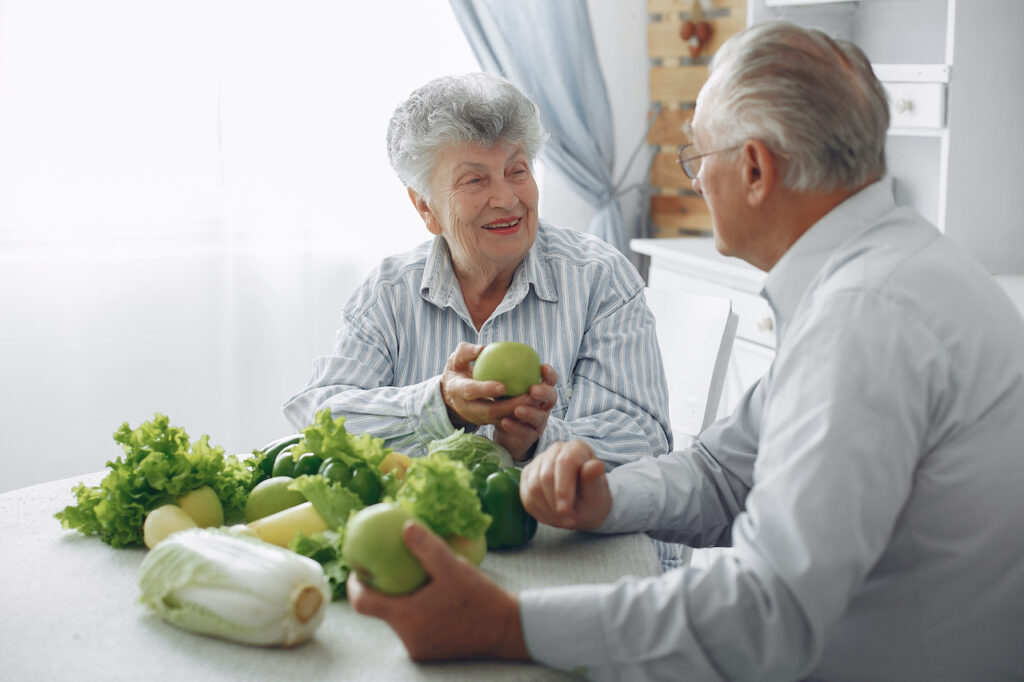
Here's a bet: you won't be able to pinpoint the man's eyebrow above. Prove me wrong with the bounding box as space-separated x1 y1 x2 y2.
681 119 694 139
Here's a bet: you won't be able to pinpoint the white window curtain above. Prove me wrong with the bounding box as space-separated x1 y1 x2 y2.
0 1 478 492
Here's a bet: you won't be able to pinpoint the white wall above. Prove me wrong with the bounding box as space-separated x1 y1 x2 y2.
0 1 650 494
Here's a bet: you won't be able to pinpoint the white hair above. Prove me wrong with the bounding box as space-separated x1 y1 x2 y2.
699 21 890 191
386 72 545 200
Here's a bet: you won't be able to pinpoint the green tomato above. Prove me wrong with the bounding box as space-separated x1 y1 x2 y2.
292 452 323 477
271 449 296 478
472 342 542 397
349 464 382 506
319 457 352 485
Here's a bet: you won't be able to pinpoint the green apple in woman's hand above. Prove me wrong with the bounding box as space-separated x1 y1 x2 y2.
472 342 542 397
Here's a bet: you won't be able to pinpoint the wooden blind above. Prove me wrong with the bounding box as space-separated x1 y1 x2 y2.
647 0 747 238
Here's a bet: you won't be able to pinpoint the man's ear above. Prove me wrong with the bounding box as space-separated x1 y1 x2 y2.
408 187 442 235
740 139 778 207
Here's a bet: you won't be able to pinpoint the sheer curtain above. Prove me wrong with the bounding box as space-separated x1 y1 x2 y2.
0 1 477 492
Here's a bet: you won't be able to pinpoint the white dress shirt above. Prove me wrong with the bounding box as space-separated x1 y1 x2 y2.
520 180 1024 681
283 223 672 465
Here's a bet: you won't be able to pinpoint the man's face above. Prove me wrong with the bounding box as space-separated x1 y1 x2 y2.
421 140 539 280
690 108 750 262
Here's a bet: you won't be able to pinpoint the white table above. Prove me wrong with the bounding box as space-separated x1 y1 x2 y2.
0 472 661 681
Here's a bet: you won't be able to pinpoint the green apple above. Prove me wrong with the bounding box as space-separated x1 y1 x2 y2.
244 476 307 522
472 341 542 397
342 503 429 595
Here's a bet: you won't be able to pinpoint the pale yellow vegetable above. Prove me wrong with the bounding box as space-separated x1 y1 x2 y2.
143 504 198 549
176 485 224 527
248 502 328 548
379 452 413 481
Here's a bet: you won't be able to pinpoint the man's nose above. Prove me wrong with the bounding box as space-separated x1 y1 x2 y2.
691 175 703 197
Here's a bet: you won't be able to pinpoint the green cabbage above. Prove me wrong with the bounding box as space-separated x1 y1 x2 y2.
426 429 514 471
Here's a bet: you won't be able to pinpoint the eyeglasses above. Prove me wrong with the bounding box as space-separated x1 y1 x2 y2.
676 143 741 180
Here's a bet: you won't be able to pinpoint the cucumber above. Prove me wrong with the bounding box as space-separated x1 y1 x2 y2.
257 434 303 477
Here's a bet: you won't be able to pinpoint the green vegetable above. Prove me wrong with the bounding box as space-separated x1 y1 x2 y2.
285 475 365 600
138 528 330 647
55 414 250 548
480 468 537 550
349 464 382 505
427 429 514 471
471 460 501 494
287 475 364 529
272 449 297 477
290 530 348 600
256 434 302 477
292 452 323 477
319 457 352 484
396 454 491 541
293 409 392 471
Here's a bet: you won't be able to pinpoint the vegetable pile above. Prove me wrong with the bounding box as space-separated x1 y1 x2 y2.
55 414 250 548
56 410 538 646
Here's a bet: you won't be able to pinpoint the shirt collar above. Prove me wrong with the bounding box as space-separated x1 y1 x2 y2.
419 223 559 310
762 177 897 337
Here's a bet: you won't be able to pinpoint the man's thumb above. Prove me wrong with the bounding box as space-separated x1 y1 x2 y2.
403 521 451 573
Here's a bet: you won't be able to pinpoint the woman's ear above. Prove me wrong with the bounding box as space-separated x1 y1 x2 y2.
408 187 442 235
740 139 778 207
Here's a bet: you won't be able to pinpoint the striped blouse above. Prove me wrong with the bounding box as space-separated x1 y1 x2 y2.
282 222 672 467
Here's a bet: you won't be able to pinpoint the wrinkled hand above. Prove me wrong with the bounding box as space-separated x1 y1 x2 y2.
347 521 530 662
520 440 612 531
440 343 558 461
493 364 558 462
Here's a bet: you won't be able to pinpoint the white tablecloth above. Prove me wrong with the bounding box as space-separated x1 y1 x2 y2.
0 471 660 681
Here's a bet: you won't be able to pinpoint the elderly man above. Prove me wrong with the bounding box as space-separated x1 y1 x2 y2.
283 72 672 465
347 22 1024 681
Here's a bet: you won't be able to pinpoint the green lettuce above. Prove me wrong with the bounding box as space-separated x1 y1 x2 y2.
287 475 364 528
396 454 491 540
285 474 364 601
289 529 348 601
294 409 392 468
427 429 514 471
54 414 250 547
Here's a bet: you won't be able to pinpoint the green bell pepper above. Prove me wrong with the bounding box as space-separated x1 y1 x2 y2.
479 468 537 550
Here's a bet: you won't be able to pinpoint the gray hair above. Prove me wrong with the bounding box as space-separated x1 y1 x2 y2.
386 72 545 200
699 21 889 192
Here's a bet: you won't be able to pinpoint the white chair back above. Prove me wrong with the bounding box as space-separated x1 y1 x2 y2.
644 288 738 447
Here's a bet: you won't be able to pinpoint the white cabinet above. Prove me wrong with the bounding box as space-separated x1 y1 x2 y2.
631 237 773 418
746 0 1024 276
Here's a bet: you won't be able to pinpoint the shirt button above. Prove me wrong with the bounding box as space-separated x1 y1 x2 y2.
566 388 572 399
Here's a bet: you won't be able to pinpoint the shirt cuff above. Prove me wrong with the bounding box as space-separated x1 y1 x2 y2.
405 376 459 446
593 459 660 535
519 582 617 676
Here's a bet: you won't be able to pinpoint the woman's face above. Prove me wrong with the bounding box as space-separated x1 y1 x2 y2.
415 140 539 282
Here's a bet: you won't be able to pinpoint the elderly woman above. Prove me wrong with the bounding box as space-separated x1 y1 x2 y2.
283 72 671 464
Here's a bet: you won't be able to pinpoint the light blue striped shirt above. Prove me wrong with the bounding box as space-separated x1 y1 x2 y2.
283 222 673 465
